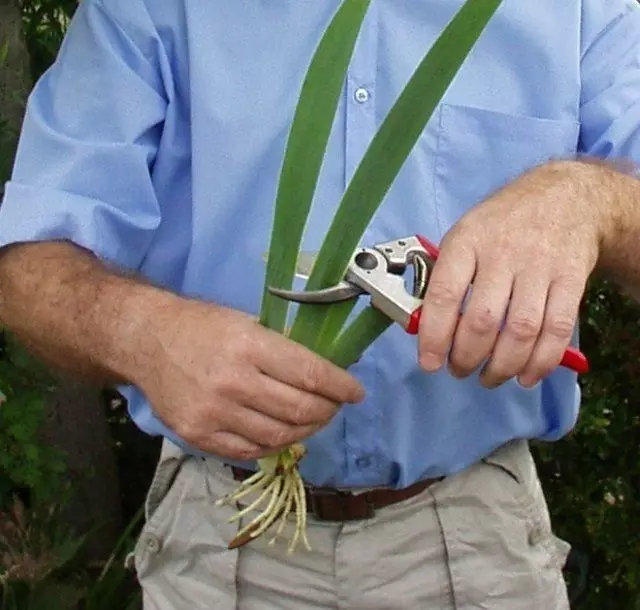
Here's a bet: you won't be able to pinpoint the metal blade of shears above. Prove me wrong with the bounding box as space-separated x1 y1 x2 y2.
268 281 363 303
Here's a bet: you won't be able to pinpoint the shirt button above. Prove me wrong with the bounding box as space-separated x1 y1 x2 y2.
355 456 371 468
145 534 162 554
354 87 370 103
528 525 544 547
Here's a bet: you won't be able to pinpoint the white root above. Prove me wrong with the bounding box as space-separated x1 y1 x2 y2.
215 471 271 506
296 473 311 551
249 476 288 539
233 477 282 540
287 477 304 554
269 477 295 545
228 476 278 523
220 444 311 552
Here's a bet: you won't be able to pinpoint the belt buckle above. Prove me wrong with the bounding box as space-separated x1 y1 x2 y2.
308 487 376 522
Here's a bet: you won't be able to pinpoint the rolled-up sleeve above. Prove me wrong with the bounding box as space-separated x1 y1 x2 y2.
0 0 168 271
579 0 640 164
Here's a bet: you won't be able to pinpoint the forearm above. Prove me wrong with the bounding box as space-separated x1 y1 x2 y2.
0 240 180 387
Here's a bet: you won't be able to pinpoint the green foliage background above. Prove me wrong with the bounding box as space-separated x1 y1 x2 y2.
0 1 638 608
534 282 640 607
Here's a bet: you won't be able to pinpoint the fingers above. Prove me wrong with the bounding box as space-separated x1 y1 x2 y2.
174 398 322 458
214 367 338 439
453 272 582 389
175 363 343 456
517 276 584 387
199 430 264 461
255 329 365 404
149 304 365 463
196 431 297 462
418 242 476 371
217 401 321 450
449 264 513 378
247 372 340 426
478 273 548 387
420 246 583 388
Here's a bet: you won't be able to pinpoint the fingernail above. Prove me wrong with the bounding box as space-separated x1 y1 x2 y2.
479 370 500 390
517 375 539 388
447 364 467 380
420 352 444 372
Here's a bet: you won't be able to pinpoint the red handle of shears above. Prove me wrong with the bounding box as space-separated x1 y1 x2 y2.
409 235 590 375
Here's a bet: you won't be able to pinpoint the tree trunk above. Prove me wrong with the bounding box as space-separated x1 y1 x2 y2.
0 0 123 562
0 0 31 181
40 377 123 563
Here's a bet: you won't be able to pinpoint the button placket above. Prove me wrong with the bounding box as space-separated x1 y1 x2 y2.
342 5 382 486
344 6 378 188
354 87 370 103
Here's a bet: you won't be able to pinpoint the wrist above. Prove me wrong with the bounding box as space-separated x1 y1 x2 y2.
545 157 640 292
97 276 186 389
539 158 627 252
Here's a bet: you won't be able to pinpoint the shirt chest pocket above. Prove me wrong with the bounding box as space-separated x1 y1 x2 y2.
433 103 580 232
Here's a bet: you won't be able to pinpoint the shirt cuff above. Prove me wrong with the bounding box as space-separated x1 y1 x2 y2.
0 181 160 271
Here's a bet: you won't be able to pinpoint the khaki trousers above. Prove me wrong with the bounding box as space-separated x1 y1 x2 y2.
131 439 571 609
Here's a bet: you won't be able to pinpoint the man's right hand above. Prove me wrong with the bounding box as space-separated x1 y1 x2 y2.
137 299 366 461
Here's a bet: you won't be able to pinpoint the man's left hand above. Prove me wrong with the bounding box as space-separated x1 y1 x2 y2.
417 161 604 388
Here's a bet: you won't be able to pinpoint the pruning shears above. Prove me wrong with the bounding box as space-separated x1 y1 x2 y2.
267 234 590 375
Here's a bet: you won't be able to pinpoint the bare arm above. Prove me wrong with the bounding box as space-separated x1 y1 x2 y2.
580 160 640 301
0 241 364 460
0 240 174 387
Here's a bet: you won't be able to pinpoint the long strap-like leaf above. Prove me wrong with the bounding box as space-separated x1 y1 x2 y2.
289 0 502 351
259 0 372 333
327 307 392 367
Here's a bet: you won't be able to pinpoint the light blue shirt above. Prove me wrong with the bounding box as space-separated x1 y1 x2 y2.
2 0 640 489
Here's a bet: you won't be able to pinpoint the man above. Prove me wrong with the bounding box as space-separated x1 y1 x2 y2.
1 0 640 607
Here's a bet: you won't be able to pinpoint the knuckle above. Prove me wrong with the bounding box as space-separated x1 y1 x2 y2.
300 357 325 394
212 367 245 399
174 419 199 444
506 314 540 343
236 447 262 461
290 399 315 425
264 426 293 449
212 370 235 395
286 406 307 426
295 396 335 425
230 326 259 362
466 307 500 336
545 315 575 340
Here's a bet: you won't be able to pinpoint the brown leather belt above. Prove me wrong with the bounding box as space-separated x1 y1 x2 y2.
230 466 441 522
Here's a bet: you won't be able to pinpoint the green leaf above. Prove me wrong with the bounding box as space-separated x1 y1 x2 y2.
288 0 503 355
259 0 372 333
328 307 392 367
7 422 33 442
23 444 39 461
